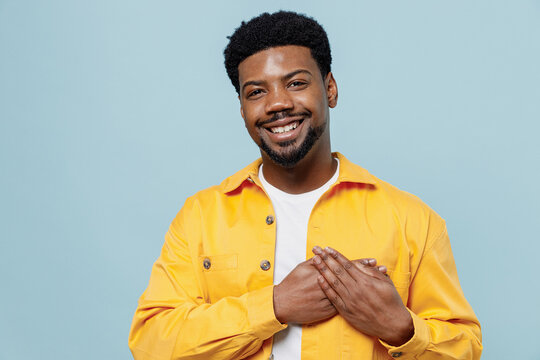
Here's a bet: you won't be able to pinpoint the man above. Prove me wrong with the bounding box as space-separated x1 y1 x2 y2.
129 11 482 360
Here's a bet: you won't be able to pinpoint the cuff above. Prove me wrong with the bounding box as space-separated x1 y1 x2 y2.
247 285 287 340
379 308 430 359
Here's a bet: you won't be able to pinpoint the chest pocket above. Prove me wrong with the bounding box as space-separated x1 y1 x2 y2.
369 270 411 360
199 254 238 271
386 269 411 302
199 254 240 302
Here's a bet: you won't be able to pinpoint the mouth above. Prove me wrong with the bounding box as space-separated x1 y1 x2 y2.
260 118 306 144
266 120 302 134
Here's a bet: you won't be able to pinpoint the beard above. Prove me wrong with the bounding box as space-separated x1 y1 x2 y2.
259 122 327 168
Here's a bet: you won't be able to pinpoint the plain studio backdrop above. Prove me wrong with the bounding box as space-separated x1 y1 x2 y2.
1 1 539 359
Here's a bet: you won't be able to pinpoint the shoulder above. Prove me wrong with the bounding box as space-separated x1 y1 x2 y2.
338 153 446 246
371 174 447 249
170 159 261 228
186 157 262 205
374 176 435 216
338 152 436 216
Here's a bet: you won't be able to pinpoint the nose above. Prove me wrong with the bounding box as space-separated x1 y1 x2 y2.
264 87 293 114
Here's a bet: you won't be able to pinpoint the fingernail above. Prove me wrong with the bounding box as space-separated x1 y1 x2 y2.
325 246 335 254
360 259 368 265
313 246 322 254
313 255 322 264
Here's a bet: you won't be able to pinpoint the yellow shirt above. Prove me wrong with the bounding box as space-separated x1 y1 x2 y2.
129 153 482 360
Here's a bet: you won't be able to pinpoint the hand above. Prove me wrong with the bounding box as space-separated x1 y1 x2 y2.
274 260 337 324
273 260 337 324
273 257 388 325
311 246 414 346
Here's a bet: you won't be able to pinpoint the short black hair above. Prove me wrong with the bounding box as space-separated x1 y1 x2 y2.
224 11 332 93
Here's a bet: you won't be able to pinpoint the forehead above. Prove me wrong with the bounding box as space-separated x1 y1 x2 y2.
238 45 319 84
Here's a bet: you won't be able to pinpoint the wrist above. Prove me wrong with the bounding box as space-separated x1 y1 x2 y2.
272 284 286 324
381 308 414 346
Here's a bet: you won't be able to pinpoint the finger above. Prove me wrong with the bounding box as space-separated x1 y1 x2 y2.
312 246 358 298
315 247 387 289
353 259 388 275
351 257 390 281
356 258 377 267
313 246 355 284
317 274 347 313
323 247 367 280
312 254 353 298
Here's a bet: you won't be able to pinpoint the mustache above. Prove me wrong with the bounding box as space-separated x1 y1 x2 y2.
257 111 311 127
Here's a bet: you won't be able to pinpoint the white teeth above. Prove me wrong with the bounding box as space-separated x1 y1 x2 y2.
271 122 298 134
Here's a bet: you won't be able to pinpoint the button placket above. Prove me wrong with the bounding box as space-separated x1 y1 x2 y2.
259 201 275 285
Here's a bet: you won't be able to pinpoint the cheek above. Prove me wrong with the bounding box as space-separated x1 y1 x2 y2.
242 103 262 120
297 91 326 113
242 118 262 144
241 106 264 133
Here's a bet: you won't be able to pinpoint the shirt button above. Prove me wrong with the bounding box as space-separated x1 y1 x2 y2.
391 352 402 358
266 215 274 225
260 260 271 271
203 258 211 270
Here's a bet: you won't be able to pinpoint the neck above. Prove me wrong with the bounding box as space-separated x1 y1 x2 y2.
260 145 337 194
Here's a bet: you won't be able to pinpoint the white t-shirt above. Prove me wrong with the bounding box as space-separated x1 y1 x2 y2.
259 159 340 360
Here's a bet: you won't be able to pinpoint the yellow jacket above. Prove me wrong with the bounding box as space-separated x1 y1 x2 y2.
129 153 482 360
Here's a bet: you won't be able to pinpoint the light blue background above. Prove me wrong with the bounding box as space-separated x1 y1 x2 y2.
1 1 539 359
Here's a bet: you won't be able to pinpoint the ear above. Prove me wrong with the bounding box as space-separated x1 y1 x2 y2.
325 72 338 108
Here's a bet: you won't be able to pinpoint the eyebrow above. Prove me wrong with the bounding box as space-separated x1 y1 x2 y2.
241 69 313 92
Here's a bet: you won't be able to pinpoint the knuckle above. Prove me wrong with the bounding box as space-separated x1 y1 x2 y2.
344 262 352 270
322 282 330 290
332 278 340 287
334 267 343 275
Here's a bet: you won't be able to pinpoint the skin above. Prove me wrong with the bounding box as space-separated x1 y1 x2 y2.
237 45 413 346
273 258 388 325
312 246 414 346
238 45 338 194
272 259 337 324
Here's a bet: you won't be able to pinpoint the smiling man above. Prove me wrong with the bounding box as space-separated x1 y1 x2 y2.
129 11 482 360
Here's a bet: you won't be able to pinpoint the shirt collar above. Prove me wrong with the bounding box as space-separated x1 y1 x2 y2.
219 152 377 194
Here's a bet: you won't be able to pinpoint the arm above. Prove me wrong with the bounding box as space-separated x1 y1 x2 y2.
312 227 482 359
128 200 339 360
379 227 482 359
128 213 286 360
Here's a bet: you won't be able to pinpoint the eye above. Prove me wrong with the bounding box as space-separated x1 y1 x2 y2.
247 89 264 98
288 80 307 89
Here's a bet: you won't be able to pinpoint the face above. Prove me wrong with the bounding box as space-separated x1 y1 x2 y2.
238 45 337 168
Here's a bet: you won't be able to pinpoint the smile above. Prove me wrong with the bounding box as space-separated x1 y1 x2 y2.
261 117 307 143
269 121 299 134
